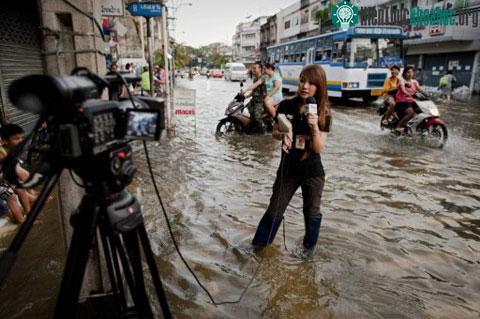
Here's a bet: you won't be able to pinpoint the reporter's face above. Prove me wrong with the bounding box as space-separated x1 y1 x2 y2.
298 77 317 99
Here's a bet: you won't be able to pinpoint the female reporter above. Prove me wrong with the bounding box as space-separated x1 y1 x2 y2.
251 64 330 257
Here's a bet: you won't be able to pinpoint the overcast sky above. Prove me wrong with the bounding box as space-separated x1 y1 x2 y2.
168 0 295 47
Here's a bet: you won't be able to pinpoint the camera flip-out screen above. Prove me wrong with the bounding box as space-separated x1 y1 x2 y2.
125 109 161 141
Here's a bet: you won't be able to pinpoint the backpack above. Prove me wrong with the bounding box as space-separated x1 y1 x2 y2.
439 75 448 88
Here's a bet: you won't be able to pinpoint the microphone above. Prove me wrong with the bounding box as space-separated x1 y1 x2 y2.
305 97 317 115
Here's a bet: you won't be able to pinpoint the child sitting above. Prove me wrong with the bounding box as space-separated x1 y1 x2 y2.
0 146 25 224
0 124 38 216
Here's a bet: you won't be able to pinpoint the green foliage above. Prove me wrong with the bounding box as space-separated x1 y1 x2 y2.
314 2 334 23
154 50 164 66
170 41 229 68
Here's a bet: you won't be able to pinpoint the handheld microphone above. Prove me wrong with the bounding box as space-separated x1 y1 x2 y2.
305 97 317 115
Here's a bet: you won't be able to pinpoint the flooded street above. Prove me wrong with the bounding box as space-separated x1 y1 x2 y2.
138 77 480 318
1 77 480 318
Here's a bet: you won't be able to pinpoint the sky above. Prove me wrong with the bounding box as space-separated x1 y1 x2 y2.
168 0 295 47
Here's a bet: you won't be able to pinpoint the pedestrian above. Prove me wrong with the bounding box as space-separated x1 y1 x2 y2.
439 70 457 102
249 64 331 258
154 65 166 95
106 63 126 100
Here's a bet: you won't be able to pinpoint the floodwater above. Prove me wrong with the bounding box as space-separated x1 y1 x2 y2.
1 77 479 318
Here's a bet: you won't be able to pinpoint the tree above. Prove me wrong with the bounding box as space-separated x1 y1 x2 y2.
314 2 334 25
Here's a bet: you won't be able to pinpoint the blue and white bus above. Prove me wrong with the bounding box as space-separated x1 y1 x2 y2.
267 26 404 102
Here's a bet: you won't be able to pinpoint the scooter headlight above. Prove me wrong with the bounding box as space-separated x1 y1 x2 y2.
430 108 439 117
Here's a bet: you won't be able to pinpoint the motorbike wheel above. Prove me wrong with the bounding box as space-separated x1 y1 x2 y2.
428 124 448 148
216 118 243 136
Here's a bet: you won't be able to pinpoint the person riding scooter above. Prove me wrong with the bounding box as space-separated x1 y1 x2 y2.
394 66 426 134
381 65 400 125
241 61 268 132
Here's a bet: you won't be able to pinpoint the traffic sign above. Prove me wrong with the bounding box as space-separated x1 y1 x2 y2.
128 2 163 17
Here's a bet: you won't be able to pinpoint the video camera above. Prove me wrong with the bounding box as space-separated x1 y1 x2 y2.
5 68 164 192
1 69 174 317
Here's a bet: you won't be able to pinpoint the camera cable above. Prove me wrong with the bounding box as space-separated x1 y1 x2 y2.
119 74 264 306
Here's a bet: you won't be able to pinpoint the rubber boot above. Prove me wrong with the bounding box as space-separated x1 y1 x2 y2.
302 214 322 250
252 213 283 247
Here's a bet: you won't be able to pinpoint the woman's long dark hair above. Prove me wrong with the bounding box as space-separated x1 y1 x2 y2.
402 66 415 79
298 65 330 131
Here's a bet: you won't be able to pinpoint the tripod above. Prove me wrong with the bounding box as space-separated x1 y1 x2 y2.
0 161 172 318
55 187 172 318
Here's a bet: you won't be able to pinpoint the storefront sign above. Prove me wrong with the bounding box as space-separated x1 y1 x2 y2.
99 0 124 16
174 88 196 116
128 2 163 17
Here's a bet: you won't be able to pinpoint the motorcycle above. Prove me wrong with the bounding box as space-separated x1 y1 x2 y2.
378 92 448 148
216 82 274 135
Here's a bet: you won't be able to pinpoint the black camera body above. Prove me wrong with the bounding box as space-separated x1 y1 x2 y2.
57 99 125 158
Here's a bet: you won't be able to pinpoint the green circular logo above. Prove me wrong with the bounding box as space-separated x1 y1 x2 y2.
332 1 359 30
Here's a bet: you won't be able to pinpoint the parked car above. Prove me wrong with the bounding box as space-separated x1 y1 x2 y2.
224 62 248 81
211 69 224 78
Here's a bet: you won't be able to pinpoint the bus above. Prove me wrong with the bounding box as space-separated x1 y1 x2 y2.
266 26 404 102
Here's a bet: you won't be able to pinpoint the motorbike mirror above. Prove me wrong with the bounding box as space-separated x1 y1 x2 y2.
240 80 244 88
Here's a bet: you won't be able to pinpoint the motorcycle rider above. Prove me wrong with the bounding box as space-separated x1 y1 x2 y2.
381 65 400 125
264 63 283 117
394 66 425 134
242 61 268 132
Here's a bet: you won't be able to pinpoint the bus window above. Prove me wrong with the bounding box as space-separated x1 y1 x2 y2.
322 50 331 61
301 53 306 62
315 48 323 61
333 41 344 64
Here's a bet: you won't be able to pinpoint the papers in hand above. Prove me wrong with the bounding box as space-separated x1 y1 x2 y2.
277 114 292 133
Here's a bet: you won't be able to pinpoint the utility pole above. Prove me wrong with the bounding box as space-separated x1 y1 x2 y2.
161 6 174 133
146 17 154 96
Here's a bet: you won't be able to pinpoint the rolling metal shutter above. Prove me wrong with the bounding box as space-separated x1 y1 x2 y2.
0 0 42 132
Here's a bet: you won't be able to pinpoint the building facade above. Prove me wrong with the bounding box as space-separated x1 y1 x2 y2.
0 0 107 131
402 0 480 93
260 15 278 62
259 0 334 61
232 16 268 65
362 0 480 92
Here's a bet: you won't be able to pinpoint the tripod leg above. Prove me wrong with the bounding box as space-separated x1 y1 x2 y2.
98 215 127 314
105 218 148 317
54 195 100 319
138 224 172 319
123 230 154 318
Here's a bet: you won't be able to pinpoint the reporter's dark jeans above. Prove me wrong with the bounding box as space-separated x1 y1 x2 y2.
252 172 325 249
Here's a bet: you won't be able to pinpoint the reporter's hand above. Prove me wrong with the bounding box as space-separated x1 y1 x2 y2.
282 133 292 153
307 113 318 129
